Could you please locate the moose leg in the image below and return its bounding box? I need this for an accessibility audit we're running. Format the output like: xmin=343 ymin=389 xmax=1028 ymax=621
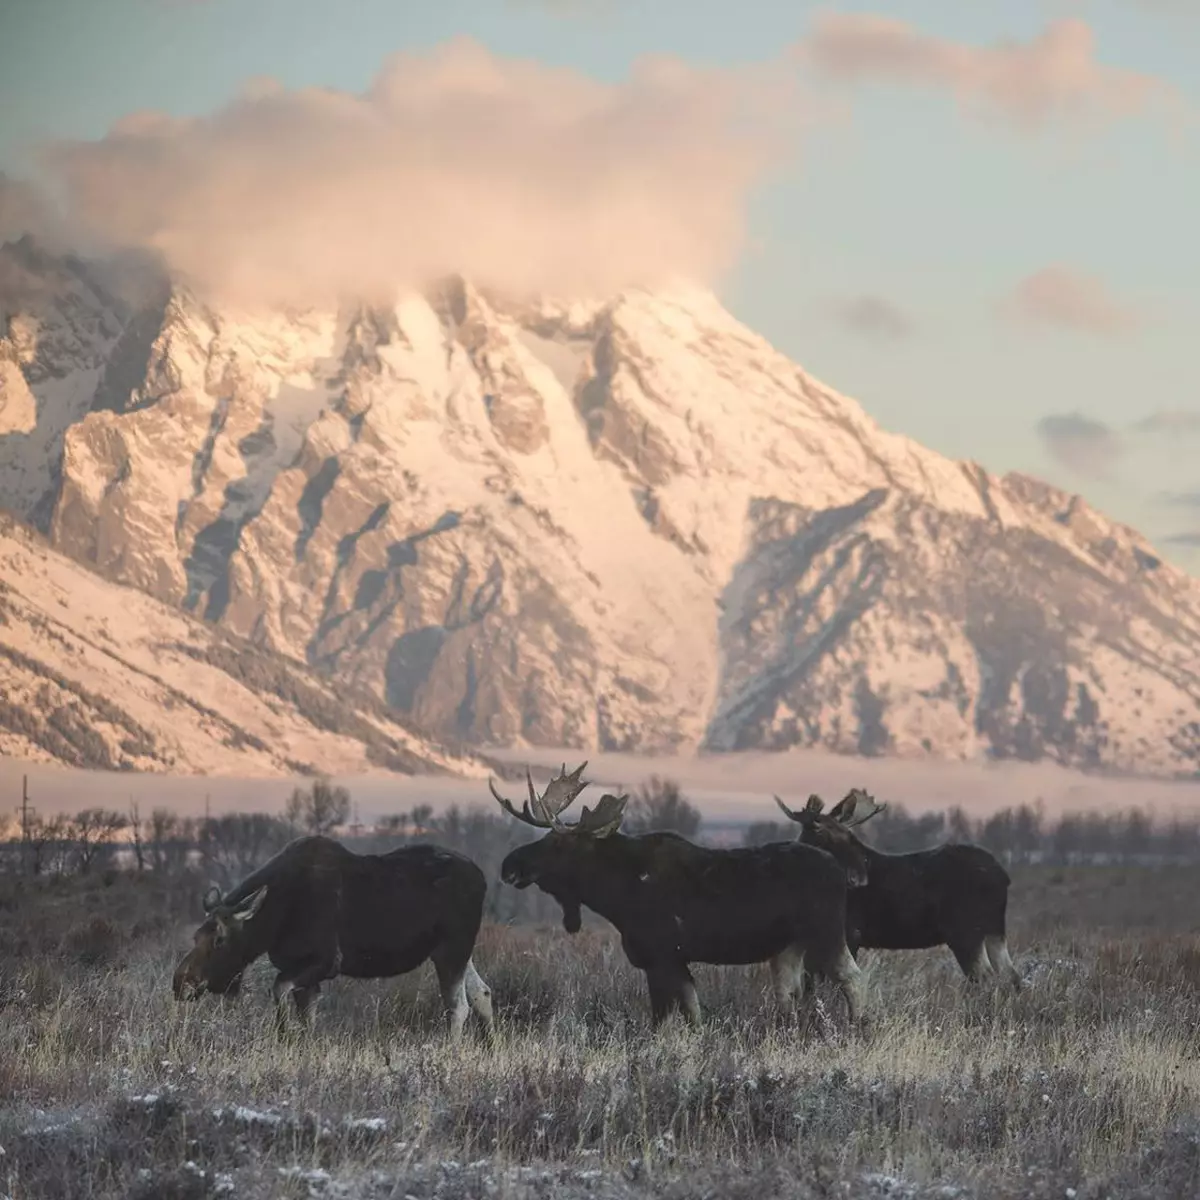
xmin=949 ymin=939 xmax=993 ymax=983
xmin=463 ymin=959 xmax=496 ymax=1037
xmin=272 ymin=975 xmax=295 ymax=1037
xmin=433 ymin=964 xmax=470 ymax=1041
xmin=679 ymin=968 xmax=702 ymax=1027
xmin=984 ymin=935 xmax=1022 ymax=992
xmin=292 ymin=984 xmax=322 ymax=1029
xmin=645 ymin=968 xmax=681 ymax=1027
xmin=770 ymin=946 xmax=807 ymax=1010
xmin=831 ymin=945 xmax=867 ymax=1026
xmin=431 ymin=940 xmax=483 ymax=1041
xmin=273 ymin=959 xmax=336 ymax=1038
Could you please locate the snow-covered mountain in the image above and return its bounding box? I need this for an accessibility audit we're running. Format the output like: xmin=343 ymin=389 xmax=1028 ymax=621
xmin=0 ymin=511 xmax=492 ymax=778
xmin=2 ymin=234 xmax=1199 ymax=778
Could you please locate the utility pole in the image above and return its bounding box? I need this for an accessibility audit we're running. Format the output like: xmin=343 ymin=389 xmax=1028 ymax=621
xmin=18 ymin=774 xmax=35 ymax=876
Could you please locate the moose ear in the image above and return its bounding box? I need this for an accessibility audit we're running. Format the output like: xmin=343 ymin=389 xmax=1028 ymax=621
xmin=231 ymin=885 xmax=268 ymax=925
xmin=202 ymin=885 xmax=222 ymax=913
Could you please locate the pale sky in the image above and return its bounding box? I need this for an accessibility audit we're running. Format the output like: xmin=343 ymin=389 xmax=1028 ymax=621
xmin=1 ymin=0 xmax=1198 ymax=569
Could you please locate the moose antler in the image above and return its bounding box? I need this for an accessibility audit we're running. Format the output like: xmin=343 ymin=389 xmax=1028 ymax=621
xmin=489 ymin=762 xmax=591 ymax=830
xmin=832 ymin=787 xmax=887 ymax=828
xmin=773 ymin=793 xmax=825 ymax=823
xmin=575 ymin=792 xmax=629 ymax=838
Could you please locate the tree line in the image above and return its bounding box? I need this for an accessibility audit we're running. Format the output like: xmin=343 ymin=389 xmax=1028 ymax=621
xmin=743 ymin=797 xmax=1200 ymax=865
xmin=4 ymin=775 xmax=1199 ymax=912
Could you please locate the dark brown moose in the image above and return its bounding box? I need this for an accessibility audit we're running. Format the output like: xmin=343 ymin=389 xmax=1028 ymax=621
xmin=172 ymin=835 xmax=494 ymax=1039
xmin=494 ymin=762 xmax=871 ymax=1028
xmin=774 ymin=788 xmax=1021 ymax=990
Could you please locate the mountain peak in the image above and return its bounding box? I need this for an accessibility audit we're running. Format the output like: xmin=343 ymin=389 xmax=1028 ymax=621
xmin=1 ymin=249 xmax=1198 ymax=779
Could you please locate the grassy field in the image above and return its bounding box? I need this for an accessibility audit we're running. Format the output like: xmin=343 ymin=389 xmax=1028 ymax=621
xmin=2 ymin=864 xmax=1199 ymax=1199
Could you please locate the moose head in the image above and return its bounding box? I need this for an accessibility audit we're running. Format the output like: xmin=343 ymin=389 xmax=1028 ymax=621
xmin=172 ymin=883 xmax=269 ymax=1000
xmin=772 ymin=787 xmax=886 ymax=887
xmin=494 ymin=762 xmax=629 ymax=933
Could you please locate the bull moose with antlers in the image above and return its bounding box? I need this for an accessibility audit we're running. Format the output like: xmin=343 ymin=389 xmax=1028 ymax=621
xmin=493 ymin=763 xmax=871 ymax=1028
xmin=773 ymin=788 xmax=1021 ymax=991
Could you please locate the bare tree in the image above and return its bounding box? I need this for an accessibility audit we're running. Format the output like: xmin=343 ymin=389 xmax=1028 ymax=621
xmin=946 ymin=807 xmax=974 ymax=843
xmin=25 ymin=814 xmax=69 ymax=876
xmin=199 ymin=813 xmax=291 ymax=888
xmin=70 ymin=808 xmax=129 ymax=874
xmin=742 ymin=820 xmax=792 ymax=847
xmin=285 ymin=777 xmax=351 ymax=836
xmin=128 ymin=800 xmax=146 ymax=872
xmin=623 ymin=776 xmax=702 ymax=837
xmin=376 ymin=812 xmax=411 ymax=844
xmin=148 ymin=808 xmax=196 ymax=874
xmin=1122 ymin=807 xmax=1151 ymax=861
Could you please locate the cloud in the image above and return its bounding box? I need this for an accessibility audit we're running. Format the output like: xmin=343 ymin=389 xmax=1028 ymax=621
xmin=1161 ymin=490 xmax=1200 ymax=509
xmin=1134 ymin=410 xmax=1200 ymax=435
xmin=830 ymin=294 xmax=915 ymax=340
xmin=1036 ymin=412 xmax=1124 ymax=478
xmin=0 ymin=173 xmax=58 ymax=247
xmin=1159 ymin=489 xmax=1200 ymax=552
xmin=33 ymin=38 xmax=799 ymax=308
xmin=800 ymin=15 xmax=1174 ymax=131
xmin=1001 ymin=265 xmax=1141 ymax=336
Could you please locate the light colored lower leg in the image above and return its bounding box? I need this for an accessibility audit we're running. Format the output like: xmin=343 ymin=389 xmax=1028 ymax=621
xmin=985 ymin=935 xmax=1021 ymax=989
xmin=770 ymin=946 xmax=806 ymax=1007
xmin=833 ymin=945 xmax=866 ymax=1024
xmin=680 ymin=980 xmax=702 ymax=1025
xmin=272 ymin=977 xmax=296 ymax=1035
xmin=442 ymin=975 xmax=469 ymax=1040
xmin=463 ymin=959 xmax=495 ymax=1031
xmin=968 ymin=943 xmax=994 ymax=982
xmin=294 ymin=986 xmax=320 ymax=1031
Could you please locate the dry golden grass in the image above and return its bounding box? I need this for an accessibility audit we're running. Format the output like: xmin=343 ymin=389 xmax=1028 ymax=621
xmin=1 ymin=865 xmax=1199 ymax=1198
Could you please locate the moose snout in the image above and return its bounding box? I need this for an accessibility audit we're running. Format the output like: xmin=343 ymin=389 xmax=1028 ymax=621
xmin=501 ymin=864 xmax=530 ymax=888
xmin=499 ymin=853 xmax=532 ymax=888
xmin=173 ymin=974 xmax=204 ymax=1001
xmin=172 ymin=959 xmax=205 ymax=1001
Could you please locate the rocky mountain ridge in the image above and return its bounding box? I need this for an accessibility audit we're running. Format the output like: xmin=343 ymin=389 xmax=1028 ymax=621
xmin=0 ymin=511 xmax=493 ymax=778
xmin=2 ymin=235 xmax=1198 ymax=778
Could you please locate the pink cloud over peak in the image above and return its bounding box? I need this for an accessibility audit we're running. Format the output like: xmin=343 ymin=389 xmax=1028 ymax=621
xmin=801 ymin=15 xmax=1173 ymax=131
xmin=37 ymin=37 xmax=799 ymax=309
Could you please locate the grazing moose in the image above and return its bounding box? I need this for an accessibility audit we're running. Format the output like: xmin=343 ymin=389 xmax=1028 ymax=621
xmin=493 ymin=762 xmax=871 ymax=1028
xmin=172 ymin=835 xmax=495 ymax=1039
xmin=773 ymin=789 xmax=1022 ymax=991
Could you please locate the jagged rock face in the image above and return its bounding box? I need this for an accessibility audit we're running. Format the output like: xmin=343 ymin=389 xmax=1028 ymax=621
xmin=0 ymin=513 xmax=491 ymax=778
xmin=2 ymin=238 xmax=1199 ymax=777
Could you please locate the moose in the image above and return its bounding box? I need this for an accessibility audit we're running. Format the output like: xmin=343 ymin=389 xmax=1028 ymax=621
xmin=773 ymin=788 xmax=1021 ymax=991
xmin=492 ymin=762 xmax=871 ymax=1029
xmin=172 ymin=835 xmax=495 ymax=1039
